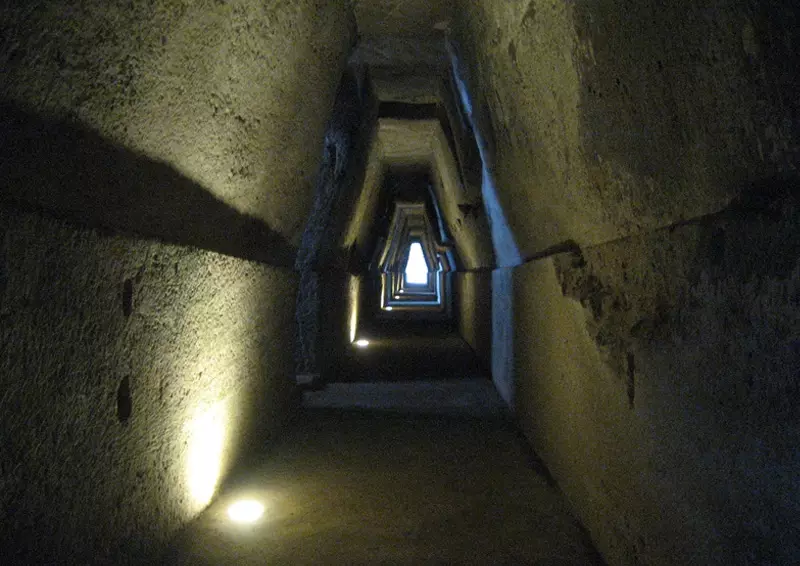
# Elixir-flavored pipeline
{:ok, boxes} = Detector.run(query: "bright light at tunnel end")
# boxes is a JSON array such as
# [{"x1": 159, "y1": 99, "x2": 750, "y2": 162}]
[
  {"x1": 405, "y1": 242, "x2": 429, "y2": 284},
  {"x1": 228, "y1": 499, "x2": 265, "y2": 524},
  {"x1": 353, "y1": 339, "x2": 370, "y2": 348}
]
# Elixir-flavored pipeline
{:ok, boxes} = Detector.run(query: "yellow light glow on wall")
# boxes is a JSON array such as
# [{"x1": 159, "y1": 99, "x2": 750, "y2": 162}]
[
  {"x1": 354, "y1": 339, "x2": 370, "y2": 348},
  {"x1": 186, "y1": 401, "x2": 228, "y2": 508},
  {"x1": 348, "y1": 276, "x2": 361, "y2": 344}
]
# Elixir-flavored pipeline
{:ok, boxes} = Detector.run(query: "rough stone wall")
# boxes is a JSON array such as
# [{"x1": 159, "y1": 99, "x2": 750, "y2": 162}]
[
  {"x1": 454, "y1": 0, "x2": 800, "y2": 563},
  {"x1": 511, "y1": 189, "x2": 799, "y2": 565},
  {"x1": 455, "y1": 0, "x2": 800, "y2": 257},
  {"x1": 1, "y1": 0, "x2": 354, "y2": 247},
  {"x1": 353, "y1": 0, "x2": 454, "y2": 38},
  {"x1": 0, "y1": 207, "x2": 296, "y2": 564},
  {"x1": 316, "y1": 272, "x2": 359, "y2": 379},
  {"x1": 0, "y1": 0, "x2": 354, "y2": 560},
  {"x1": 491, "y1": 268, "x2": 515, "y2": 407}
]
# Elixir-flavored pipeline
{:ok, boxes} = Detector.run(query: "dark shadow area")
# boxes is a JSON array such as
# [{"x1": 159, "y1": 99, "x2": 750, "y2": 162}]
[
  {"x1": 0, "y1": 102, "x2": 297, "y2": 267},
  {"x1": 378, "y1": 101, "x2": 439, "y2": 120},
  {"x1": 294, "y1": 68, "x2": 376, "y2": 377},
  {"x1": 335, "y1": 334, "x2": 485, "y2": 382},
  {"x1": 327, "y1": 266, "x2": 481, "y2": 382}
]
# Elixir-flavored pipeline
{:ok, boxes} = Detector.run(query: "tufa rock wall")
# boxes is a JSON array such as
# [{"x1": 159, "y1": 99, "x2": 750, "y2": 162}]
[
  {"x1": 0, "y1": 206, "x2": 297, "y2": 563},
  {"x1": 455, "y1": 0, "x2": 800, "y2": 563},
  {"x1": 455, "y1": 0, "x2": 800, "y2": 256},
  {"x1": 1, "y1": 0, "x2": 355, "y2": 248}
]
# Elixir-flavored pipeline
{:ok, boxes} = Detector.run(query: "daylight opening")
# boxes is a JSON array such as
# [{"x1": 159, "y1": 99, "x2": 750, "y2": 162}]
[{"x1": 404, "y1": 242, "x2": 429, "y2": 284}]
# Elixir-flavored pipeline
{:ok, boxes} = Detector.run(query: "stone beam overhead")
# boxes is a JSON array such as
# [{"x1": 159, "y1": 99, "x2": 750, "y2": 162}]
[
  {"x1": 350, "y1": 37, "x2": 450, "y2": 69},
  {"x1": 350, "y1": 36, "x2": 450, "y2": 104},
  {"x1": 352, "y1": 0, "x2": 454, "y2": 38},
  {"x1": 379, "y1": 119, "x2": 445, "y2": 164},
  {"x1": 369, "y1": 71, "x2": 443, "y2": 105}
]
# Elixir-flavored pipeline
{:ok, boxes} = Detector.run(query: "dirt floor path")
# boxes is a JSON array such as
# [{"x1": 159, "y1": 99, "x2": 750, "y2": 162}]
[{"x1": 165, "y1": 381, "x2": 603, "y2": 565}]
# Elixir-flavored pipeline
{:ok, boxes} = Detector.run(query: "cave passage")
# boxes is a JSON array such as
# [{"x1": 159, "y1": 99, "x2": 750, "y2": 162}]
[{"x1": 2, "y1": 2, "x2": 799, "y2": 565}]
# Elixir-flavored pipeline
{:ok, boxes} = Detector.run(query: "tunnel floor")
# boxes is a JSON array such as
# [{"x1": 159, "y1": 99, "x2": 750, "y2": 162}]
[
  {"x1": 164, "y1": 380, "x2": 603, "y2": 565},
  {"x1": 338, "y1": 334, "x2": 487, "y2": 381}
]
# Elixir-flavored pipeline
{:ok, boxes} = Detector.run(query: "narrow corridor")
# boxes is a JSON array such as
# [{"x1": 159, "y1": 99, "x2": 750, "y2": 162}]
[
  {"x1": 165, "y1": 380, "x2": 603, "y2": 565},
  {"x1": 4, "y1": 2, "x2": 798, "y2": 563}
]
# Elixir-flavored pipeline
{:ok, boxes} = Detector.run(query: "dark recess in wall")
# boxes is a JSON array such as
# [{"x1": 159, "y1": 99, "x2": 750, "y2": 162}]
[
  {"x1": 122, "y1": 278, "x2": 134, "y2": 317},
  {"x1": 295, "y1": 68, "x2": 373, "y2": 377},
  {"x1": 117, "y1": 376, "x2": 132, "y2": 423},
  {"x1": 378, "y1": 102, "x2": 438, "y2": 119}
]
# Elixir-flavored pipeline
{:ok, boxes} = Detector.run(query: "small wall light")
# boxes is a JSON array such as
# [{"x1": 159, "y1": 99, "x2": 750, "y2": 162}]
[
  {"x1": 228, "y1": 499, "x2": 265, "y2": 524},
  {"x1": 354, "y1": 339, "x2": 370, "y2": 348}
]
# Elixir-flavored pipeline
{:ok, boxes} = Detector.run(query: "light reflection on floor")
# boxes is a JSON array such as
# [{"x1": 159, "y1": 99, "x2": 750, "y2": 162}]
[{"x1": 165, "y1": 379, "x2": 602, "y2": 565}]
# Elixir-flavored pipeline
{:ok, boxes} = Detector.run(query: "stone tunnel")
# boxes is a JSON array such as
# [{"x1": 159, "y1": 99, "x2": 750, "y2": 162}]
[{"x1": 1, "y1": 1, "x2": 799, "y2": 564}]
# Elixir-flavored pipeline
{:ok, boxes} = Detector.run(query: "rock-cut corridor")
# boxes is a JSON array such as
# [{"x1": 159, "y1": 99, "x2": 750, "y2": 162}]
[{"x1": 1, "y1": 1, "x2": 799, "y2": 565}]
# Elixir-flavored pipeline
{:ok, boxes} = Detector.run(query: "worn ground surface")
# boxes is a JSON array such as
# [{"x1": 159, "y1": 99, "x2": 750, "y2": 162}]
[
  {"x1": 164, "y1": 380, "x2": 603, "y2": 565},
  {"x1": 337, "y1": 334, "x2": 486, "y2": 382}
]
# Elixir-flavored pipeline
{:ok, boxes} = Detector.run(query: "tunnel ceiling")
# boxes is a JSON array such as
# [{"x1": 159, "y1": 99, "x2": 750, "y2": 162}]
[
  {"x1": 329, "y1": 8, "x2": 496, "y2": 273},
  {"x1": 289, "y1": 0, "x2": 494, "y2": 273},
  {"x1": 340, "y1": 115, "x2": 493, "y2": 272}
]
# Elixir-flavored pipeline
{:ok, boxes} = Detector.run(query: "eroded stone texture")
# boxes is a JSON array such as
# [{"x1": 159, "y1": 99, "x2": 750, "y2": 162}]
[
  {"x1": 0, "y1": 0, "x2": 355, "y2": 248},
  {"x1": 511, "y1": 189, "x2": 800, "y2": 565},
  {"x1": 2, "y1": 0, "x2": 799, "y2": 563},
  {"x1": 450, "y1": 2, "x2": 800, "y2": 563},
  {"x1": 0, "y1": 3, "x2": 354, "y2": 560},
  {"x1": 454, "y1": 0, "x2": 800, "y2": 256},
  {"x1": 0, "y1": 207, "x2": 296, "y2": 564}
]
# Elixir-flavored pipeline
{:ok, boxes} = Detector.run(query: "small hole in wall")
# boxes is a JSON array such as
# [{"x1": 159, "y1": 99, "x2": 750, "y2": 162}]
[
  {"x1": 626, "y1": 352, "x2": 635, "y2": 409},
  {"x1": 117, "y1": 376, "x2": 132, "y2": 423},
  {"x1": 122, "y1": 278, "x2": 133, "y2": 317}
]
